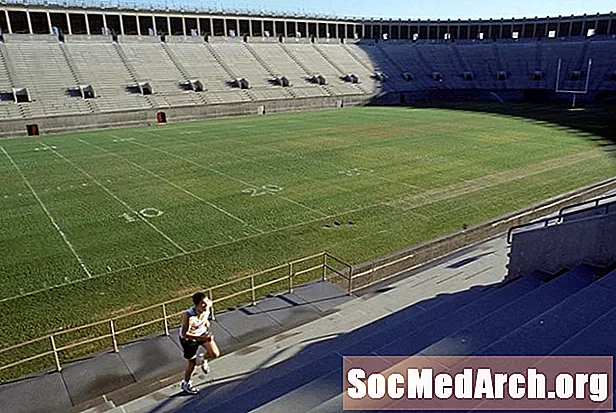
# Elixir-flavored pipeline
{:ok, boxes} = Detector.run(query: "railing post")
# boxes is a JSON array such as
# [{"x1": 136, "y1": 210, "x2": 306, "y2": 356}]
[
  {"x1": 209, "y1": 288, "x2": 215, "y2": 320},
  {"x1": 288, "y1": 262, "x2": 293, "y2": 293},
  {"x1": 162, "y1": 303, "x2": 169, "y2": 336},
  {"x1": 251, "y1": 275, "x2": 256, "y2": 305},
  {"x1": 347, "y1": 266, "x2": 353, "y2": 295},
  {"x1": 322, "y1": 253, "x2": 327, "y2": 281},
  {"x1": 50, "y1": 335, "x2": 62, "y2": 372},
  {"x1": 110, "y1": 320, "x2": 118, "y2": 353}
]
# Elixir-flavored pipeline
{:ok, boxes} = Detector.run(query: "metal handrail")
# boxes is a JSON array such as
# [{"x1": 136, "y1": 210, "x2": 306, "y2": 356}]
[
  {"x1": 506, "y1": 215, "x2": 560, "y2": 244},
  {"x1": 507, "y1": 195, "x2": 616, "y2": 244},
  {"x1": 558, "y1": 193, "x2": 616, "y2": 217},
  {"x1": 0, "y1": 251, "x2": 340, "y2": 376}
]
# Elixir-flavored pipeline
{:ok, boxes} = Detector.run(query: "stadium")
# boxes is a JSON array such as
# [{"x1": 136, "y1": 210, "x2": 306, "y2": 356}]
[{"x1": 0, "y1": 0, "x2": 615, "y2": 412}]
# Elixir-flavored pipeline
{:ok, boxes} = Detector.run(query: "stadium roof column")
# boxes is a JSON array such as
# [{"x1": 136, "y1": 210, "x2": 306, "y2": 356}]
[
  {"x1": 102, "y1": 14, "x2": 107, "y2": 35},
  {"x1": 84, "y1": 13, "x2": 90, "y2": 35},
  {"x1": 135, "y1": 14, "x2": 140, "y2": 36},
  {"x1": 182, "y1": 15, "x2": 186, "y2": 36},
  {"x1": 119, "y1": 13, "x2": 124, "y2": 35},
  {"x1": 26, "y1": 10, "x2": 32, "y2": 34},
  {"x1": 66, "y1": 12, "x2": 72, "y2": 35},
  {"x1": 152, "y1": 15, "x2": 156, "y2": 35},
  {"x1": 167, "y1": 16, "x2": 170, "y2": 35},
  {"x1": 3, "y1": 10, "x2": 10, "y2": 33}
]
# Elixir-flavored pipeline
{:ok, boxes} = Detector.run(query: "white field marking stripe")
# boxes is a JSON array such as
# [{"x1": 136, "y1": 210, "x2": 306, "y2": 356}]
[
  {"x1": 129, "y1": 139, "x2": 328, "y2": 217},
  {"x1": 378, "y1": 176, "x2": 422, "y2": 190},
  {"x1": 251, "y1": 142, "x2": 422, "y2": 192},
  {"x1": 0, "y1": 197, "x2": 392, "y2": 303},
  {"x1": 78, "y1": 139, "x2": 264, "y2": 234},
  {"x1": 0, "y1": 146, "x2": 93, "y2": 278},
  {"x1": 39, "y1": 143, "x2": 187, "y2": 254},
  {"x1": 169, "y1": 134, "x2": 348, "y2": 192}
]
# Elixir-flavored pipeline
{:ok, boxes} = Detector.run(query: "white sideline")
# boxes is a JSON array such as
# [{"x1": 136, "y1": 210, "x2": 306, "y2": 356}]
[
  {"x1": 78, "y1": 139, "x2": 264, "y2": 234},
  {"x1": 1, "y1": 146, "x2": 93, "y2": 278},
  {"x1": 40, "y1": 143, "x2": 187, "y2": 254}
]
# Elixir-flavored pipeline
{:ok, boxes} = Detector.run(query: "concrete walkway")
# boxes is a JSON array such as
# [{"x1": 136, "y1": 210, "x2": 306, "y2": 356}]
[{"x1": 0, "y1": 278, "x2": 355, "y2": 413}]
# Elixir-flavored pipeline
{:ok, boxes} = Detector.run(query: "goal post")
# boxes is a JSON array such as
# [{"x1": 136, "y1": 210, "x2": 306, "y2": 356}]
[{"x1": 555, "y1": 58, "x2": 592, "y2": 108}]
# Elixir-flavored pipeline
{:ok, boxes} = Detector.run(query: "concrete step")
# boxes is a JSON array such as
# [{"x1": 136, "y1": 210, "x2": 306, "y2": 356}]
[
  {"x1": 373, "y1": 272, "x2": 544, "y2": 356},
  {"x1": 301, "y1": 394, "x2": 342, "y2": 413},
  {"x1": 481, "y1": 269, "x2": 616, "y2": 355},
  {"x1": 249, "y1": 369, "x2": 341, "y2": 413},
  {"x1": 196, "y1": 272, "x2": 535, "y2": 413},
  {"x1": 176, "y1": 274, "x2": 496, "y2": 412},
  {"x1": 410, "y1": 264, "x2": 598, "y2": 357},
  {"x1": 549, "y1": 269, "x2": 616, "y2": 356}
]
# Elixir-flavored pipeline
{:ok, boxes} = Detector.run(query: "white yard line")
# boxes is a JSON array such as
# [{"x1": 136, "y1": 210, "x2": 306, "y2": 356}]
[
  {"x1": 0, "y1": 197, "x2": 390, "y2": 303},
  {"x1": 130, "y1": 140, "x2": 328, "y2": 217},
  {"x1": 1, "y1": 146, "x2": 93, "y2": 278},
  {"x1": 78, "y1": 139, "x2": 263, "y2": 234},
  {"x1": 40, "y1": 143, "x2": 187, "y2": 254},
  {"x1": 168, "y1": 134, "x2": 354, "y2": 194}
]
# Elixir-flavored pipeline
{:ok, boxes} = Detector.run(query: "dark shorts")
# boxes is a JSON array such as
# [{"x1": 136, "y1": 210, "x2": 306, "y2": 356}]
[{"x1": 179, "y1": 337, "x2": 201, "y2": 360}]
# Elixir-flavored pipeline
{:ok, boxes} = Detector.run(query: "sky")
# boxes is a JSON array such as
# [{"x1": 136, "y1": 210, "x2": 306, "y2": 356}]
[{"x1": 172, "y1": 0, "x2": 614, "y2": 20}]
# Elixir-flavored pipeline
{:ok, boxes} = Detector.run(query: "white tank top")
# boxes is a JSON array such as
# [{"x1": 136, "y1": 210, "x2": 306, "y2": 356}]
[{"x1": 180, "y1": 306, "x2": 210, "y2": 338}]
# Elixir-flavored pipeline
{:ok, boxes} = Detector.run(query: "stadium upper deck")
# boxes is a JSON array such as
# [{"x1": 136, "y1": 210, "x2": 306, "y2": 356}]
[{"x1": 0, "y1": 2, "x2": 614, "y2": 40}]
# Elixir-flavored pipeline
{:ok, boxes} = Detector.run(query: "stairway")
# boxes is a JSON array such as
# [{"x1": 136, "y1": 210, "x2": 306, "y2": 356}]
[
  {"x1": 278, "y1": 43, "x2": 332, "y2": 97},
  {"x1": 340, "y1": 43, "x2": 373, "y2": 73},
  {"x1": 59, "y1": 43, "x2": 97, "y2": 113},
  {"x1": 311, "y1": 44, "x2": 370, "y2": 94},
  {"x1": 112, "y1": 42, "x2": 155, "y2": 108},
  {"x1": 169, "y1": 258, "x2": 615, "y2": 413},
  {"x1": 204, "y1": 43, "x2": 256, "y2": 102},
  {"x1": 160, "y1": 42, "x2": 208, "y2": 105},
  {"x1": 243, "y1": 42, "x2": 298, "y2": 99},
  {"x1": 0, "y1": 43, "x2": 26, "y2": 118}
]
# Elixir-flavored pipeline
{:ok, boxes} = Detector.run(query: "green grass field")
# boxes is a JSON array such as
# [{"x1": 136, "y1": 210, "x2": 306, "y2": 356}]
[{"x1": 1, "y1": 105, "x2": 615, "y2": 357}]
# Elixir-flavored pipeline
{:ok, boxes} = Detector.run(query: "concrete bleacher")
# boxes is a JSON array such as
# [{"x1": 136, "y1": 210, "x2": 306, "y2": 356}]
[
  {"x1": 170, "y1": 42, "x2": 251, "y2": 104},
  {"x1": 118, "y1": 42, "x2": 202, "y2": 108},
  {"x1": 282, "y1": 43, "x2": 366, "y2": 96},
  {"x1": 209, "y1": 42, "x2": 292, "y2": 101},
  {"x1": 313, "y1": 43, "x2": 379, "y2": 93},
  {"x1": 3, "y1": 38, "x2": 91, "y2": 117},
  {"x1": 588, "y1": 41, "x2": 616, "y2": 91},
  {"x1": 343, "y1": 42, "x2": 408, "y2": 91},
  {"x1": 66, "y1": 40, "x2": 152, "y2": 112},
  {"x1": 377, "y1": 44, "x2": 434, "y2": 90},
  {"x1": 248, "y1": 42, "x2": 330, "y2": 98},
  {"x1": 0, "y1": 44, "x2": 22, "y2": 119},
  {"x1": 0, "y1": 35, "x2": 614, "y2": 124}
]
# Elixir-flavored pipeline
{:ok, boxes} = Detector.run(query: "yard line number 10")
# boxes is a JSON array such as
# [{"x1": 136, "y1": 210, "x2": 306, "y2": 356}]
[{"x1": 120, "y1": 208, "x2": 164, "y2": 222}]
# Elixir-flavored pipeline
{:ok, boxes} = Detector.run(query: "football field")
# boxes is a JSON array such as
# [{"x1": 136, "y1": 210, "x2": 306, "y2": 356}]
[{"x1": 1, "y1": 105, "x2": 615, "y2": 347}]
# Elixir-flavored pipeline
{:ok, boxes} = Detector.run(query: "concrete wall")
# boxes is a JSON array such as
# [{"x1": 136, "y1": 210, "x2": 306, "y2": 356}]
[
  {"x1": 508, "y1": 210, "x2": 616, "y2": 278},
  {"x1": 0, "y1": 94, "x2": 369, "y2": 138}
]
